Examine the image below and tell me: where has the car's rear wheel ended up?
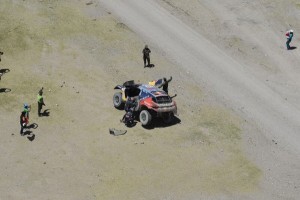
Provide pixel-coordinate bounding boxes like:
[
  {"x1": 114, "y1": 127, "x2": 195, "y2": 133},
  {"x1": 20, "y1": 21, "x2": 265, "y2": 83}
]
[
  {"x1": 140, "y1": 110, "x2": 152, "y2": 126},
  {"x1": 162, "y1": 112, "x2": 174, "y2": 124},
  {"x1": 113, "y1": 92, "x2": 124, "y2": 109}
]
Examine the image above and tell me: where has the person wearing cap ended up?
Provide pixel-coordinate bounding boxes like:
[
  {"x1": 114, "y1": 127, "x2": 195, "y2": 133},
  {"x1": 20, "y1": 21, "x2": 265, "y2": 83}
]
[
  {"x1": 286, "y1": 29, "x2": 294, "y2": 50},
  {"x1": 37, "y1": 87, "x2": 46, "y2": 117},
  {"x1": 142, "y1": 45, "x2": 151, "y2": 67}
]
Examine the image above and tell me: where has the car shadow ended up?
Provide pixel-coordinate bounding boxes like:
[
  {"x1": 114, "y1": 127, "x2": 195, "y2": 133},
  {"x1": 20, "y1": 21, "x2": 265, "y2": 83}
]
[{"x1": 142, "y1": 116, "x2": 181, "y2": 130}]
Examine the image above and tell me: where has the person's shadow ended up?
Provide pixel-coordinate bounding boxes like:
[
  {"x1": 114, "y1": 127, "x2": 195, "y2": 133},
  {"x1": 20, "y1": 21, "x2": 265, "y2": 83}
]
[
  {"x1": 41, "y1": 109, "x2": 50, "y2": 117},
  {"x1": 0, "y1": 69, "x2": 11, "y2": 93},
  {"x1": 23, "y1": 123, "x2": 38, "y2": 141},
  {"x1": 289, "y1": 46, "x2": 297, "y2": 50},
  {"x1": 28, "y1": 123, "x2": 38, "y2": 129},
  {"x1": 22, "y1": 130, "x2": 35, "y2": 141},
  {"x1": 145, "y1": 64, "x2": 155, "y2": 68}
]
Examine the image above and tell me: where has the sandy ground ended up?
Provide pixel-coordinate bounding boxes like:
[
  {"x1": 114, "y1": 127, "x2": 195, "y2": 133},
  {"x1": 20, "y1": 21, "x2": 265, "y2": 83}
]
[{"x1": 0, "y1": 0, "x2": 299, "y2": 199}]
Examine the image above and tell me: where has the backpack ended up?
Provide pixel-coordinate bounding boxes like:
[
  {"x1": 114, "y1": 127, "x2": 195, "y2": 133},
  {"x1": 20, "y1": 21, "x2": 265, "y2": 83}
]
[{"x1": 286, "y1": 31, "x2": 289, "y2": 36}]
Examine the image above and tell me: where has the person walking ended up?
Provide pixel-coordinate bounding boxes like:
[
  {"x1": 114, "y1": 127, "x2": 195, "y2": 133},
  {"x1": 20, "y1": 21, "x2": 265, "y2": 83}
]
[
  {"x1": 142, "y1": 45, "x2": 151, "y2": 67},
  {"x1": 286, "y1": 29, "x2": 294, "y2": 50},
  {"x1": 159, "y1": 76, "x2": 172, "y2": 94},
  {"x1": 37, "y1": 87, "x2": 45, "y2": 117}
]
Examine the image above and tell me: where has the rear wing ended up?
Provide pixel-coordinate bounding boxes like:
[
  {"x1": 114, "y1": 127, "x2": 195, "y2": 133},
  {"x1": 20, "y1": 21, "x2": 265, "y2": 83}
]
[{"x1": 114, "y1": 85, "x2": 123, "y2": 90}]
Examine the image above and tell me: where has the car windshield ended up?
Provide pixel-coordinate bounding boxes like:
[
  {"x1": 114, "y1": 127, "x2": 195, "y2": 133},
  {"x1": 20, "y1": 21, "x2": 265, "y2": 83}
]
[{"x1": 150, "y1": 91, "x2": 165, "y2": 96}]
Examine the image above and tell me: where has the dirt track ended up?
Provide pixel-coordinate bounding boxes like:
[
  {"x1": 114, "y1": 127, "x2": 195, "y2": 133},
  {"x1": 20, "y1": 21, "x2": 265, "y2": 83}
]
[
  {"x1": 0, "y1": 0, "x2": 300, "y2": 199},
  {"x1": 101, "y1": 0, "x2": 300, "y2": 153}
]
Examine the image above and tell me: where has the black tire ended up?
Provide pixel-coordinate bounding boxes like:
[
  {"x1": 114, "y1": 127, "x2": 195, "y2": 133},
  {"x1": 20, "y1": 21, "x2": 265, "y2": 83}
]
[
  {"x1": 113, "y1": 92, "x2": 124, "y2": 109},
  {"x1": 139, "y1": 110, "x2": 152, "y2": 126},
  {"x1": 162, "y1": 112, "x2": 174, "y2": 124}
]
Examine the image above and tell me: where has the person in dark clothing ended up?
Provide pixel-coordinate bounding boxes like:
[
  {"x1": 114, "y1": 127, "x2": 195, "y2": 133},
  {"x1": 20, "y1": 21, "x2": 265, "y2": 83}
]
[
  {"x1": 121, "y1": 97, "x2": 137, "y2": 123},
  {"x1": 20, "y1": 111, "x2": 27, "y2": 135},
  {"x1": 142, "y1": 45, "x2": 151, "y2": 67},
  {"x1": 37, "y1": 88, "x2": 46, "y2": 116},
  {"x1": 159, "y1": 76, "x2": 172, "y2": 94},
  {"x1": 0, "y1": 51, "x2": 3, "y2": 62},
  {"x1": 0, "y1": 52, "x2": 3, "y2": 79},
  {"x1": 124, "y1": 97, "x2": 137, "y2": 112},
  {"x1": 286, "y1": 30, "x2": 294, "y2": 50}
]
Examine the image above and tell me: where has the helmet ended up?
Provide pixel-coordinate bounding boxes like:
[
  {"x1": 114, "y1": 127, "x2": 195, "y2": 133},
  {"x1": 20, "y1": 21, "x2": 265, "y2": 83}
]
[
  {"x1": 290, "y1": 29, "x2": 294, "y2": 33},
  {"x1": 24, "y1": 103, "x2": 28, "y2": 109}
]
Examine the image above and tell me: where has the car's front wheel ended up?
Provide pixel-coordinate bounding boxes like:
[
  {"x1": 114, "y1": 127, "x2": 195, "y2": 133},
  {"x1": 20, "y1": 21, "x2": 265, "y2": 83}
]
[
  {"x1": 113, "y1": 92, "x2": 124, "y2": 109},
  {"x1": 139, "y1": 110, "x2": 152, "y2": 126}
]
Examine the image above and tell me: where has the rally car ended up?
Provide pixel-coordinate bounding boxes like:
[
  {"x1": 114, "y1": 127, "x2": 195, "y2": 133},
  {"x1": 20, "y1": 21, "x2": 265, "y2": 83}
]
[{"x1": 113, "y1": 80, "x2": 177, "y2": 126}]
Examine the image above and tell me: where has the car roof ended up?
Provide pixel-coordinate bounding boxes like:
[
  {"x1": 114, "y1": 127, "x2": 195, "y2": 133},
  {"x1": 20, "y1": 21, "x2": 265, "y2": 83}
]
[{"x1": 139, "y1": 84, "x2": 168, "y2": 97}]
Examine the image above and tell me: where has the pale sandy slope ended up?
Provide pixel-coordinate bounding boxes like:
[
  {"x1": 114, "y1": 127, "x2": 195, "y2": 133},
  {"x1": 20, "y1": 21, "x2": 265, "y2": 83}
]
[{"x1": 100, "y1": 0, "x2": 300, "y2": 198}]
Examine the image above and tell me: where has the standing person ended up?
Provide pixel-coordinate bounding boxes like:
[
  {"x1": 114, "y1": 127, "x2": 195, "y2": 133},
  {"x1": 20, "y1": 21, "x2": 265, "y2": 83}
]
[
  {"x1": 286, "y1": 29, "x2": 294, "y2": 50},
  {"x1": 20, "y1": 104, "x2": 30, "y2": 135},
  {"x1": 142, "y1": 45, "x2": 151, "y2": 67},
  {"x1": 0, "y1": 51, "x2": 3, "y2": 79},
  {"x1": 20, "y1": 111, "x2": 27, "y2": 135},
  {"x1": 37, "y1": 87, "x2": 45, "y2": 117},
  {"x1": 159, "y1": 76, "x2": 172, "y2": 94}
]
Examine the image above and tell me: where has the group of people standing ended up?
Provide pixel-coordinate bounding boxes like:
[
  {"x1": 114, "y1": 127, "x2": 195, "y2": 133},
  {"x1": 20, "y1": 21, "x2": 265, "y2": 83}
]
[{"x1": 20, "y1": 88, "x2": 46, "y2": 135}]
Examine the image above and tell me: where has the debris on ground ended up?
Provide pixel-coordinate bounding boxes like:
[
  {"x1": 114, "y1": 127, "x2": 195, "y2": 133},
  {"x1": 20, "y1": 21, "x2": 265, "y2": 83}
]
[{"x1": 109, "y1": 128, "x2": 127, "y2": 136}]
